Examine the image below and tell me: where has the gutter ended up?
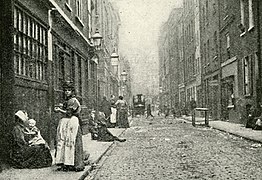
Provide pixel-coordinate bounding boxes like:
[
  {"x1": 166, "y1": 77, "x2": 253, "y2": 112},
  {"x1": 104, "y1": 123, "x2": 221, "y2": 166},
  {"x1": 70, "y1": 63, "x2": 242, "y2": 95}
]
[{"x1": 49, "y1": 0, "x2": 93, "y2": 47}]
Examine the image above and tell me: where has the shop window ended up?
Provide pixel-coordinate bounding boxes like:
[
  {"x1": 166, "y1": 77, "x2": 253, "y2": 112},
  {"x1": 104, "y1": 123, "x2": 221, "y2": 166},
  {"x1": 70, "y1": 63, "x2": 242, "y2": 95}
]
[{"x1": 13, "y1": 5, "x2": 47, "y2": 81}]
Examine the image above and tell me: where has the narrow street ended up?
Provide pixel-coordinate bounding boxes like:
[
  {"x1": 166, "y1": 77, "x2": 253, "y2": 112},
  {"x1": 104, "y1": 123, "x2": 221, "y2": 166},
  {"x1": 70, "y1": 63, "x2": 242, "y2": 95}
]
[{"x1": 87, "y1": 116, "x2": 262, "y2": 180}]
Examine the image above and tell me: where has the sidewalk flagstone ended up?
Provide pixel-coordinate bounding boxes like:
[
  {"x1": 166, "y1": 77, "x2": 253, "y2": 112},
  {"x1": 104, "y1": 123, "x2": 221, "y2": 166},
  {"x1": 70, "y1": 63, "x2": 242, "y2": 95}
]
[
  {"x1": 0, "y1": 128, "x2": 126, "y2": 180},
  {"x1": 181, "y1": 115, "x2": 262, "y2": 143}
]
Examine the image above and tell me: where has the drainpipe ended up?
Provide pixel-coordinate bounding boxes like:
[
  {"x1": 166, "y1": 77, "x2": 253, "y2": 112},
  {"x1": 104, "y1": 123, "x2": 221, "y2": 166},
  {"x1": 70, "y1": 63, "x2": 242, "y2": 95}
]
[
  {"x1": 47, "y1": 8, "x2": 56, "y2": 146},
  {"x1": 48, "y1": 8, "x2": 56, "y2": 62}
]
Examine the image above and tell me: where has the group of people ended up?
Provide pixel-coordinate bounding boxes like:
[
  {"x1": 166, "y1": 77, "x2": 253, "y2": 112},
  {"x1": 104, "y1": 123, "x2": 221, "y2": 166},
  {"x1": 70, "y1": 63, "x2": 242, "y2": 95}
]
[
  {"x1": 98, "y1": 95, "x2": 130, "y2": 129},
  {"x1": 9, "y1": 81, "x2": 129, "y2": 172}
]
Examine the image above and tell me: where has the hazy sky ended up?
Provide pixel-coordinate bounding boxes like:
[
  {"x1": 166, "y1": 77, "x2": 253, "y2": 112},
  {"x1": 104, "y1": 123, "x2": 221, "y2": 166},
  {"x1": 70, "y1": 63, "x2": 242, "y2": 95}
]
[{"x1": 110, "y1": 0, "x2": 183, "y2": 95}]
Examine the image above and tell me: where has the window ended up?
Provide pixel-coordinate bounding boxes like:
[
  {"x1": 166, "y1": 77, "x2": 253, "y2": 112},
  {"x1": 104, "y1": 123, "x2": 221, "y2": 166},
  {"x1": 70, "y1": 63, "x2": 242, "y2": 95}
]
[
  {"x1": 213, "y1": 2, "x2": 216, "y2": 14},
  {"x1": 226, "y1": 33, "x2": 230, "y2": 59},
  {"x1": 240, "y1": 0, "x2": 245, "y2": 26},
  {"x1": 243, "y1": 56, "x2": 252, "y2": 95},
  {"x1": 13, "y1": 6, "x2": 47, "y2": 81},
  {"x1": 65, "y1": 0, "x2": 72, "y2": 11},
  {"x1": 213, "y1": 31, "x2": 218, "y2": 56},
  {"x1": 76, "y1": 0, "x2": 83, "y2": 20},
  {"x1": 206, "y1": 0, "x2": 209, "y2": 24},
  {"x1": 207, "y1": 39, "x2": 210, "y2": 64},
  {"x1": 248, "y1": 0, "x2": 254, "y2": 29},
  {"x1": 77, "y1": 54, "x2": 82, "y2": 95}
]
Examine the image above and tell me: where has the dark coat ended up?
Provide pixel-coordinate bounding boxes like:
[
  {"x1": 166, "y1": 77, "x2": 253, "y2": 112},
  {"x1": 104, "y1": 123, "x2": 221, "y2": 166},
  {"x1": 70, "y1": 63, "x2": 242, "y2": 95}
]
[{"x1": 99, "y1": 99, "x2": 112, "y2": 117}]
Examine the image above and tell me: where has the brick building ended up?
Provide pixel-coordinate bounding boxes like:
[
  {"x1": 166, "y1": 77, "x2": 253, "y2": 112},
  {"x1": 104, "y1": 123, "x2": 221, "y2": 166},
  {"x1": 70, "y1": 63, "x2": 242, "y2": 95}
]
[
  {"x1": 159, "y1": 0, "x2": 262, "y2": 124},
  {"x1": 200, "y1": 0, "x2": 220, "y2": 119},
  {"x1": 0, "y1": 0, "x2": 101, "y2": 162}
]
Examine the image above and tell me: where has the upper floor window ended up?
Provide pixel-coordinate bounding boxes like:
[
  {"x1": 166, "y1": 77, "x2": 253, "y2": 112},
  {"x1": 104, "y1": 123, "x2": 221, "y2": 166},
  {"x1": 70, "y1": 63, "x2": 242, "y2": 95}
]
[
  {"x1": 240, "y1": 0, "x2": 245, "y2": 26},
  {"x1": 226, "y1": 33, "x2": 231, "y2": 59},
  {"x1": 213, "y1": 31, "x2": 218, "y2": 55},
  {"x1": 240, "y1": 0, "x2": 254, "y2": 34},
  {"x1": 248, "y1": 0, "x2": 254, "y2": 30},
  {"x1": 13, "y1": 5, "x2": 47, "y2": 81},
  {"x1": 65, "y1": 0, "x2": 72, "y2": 11},
  {"x1": 76, "y1": 0, "x2": 83, "y2": 20}
]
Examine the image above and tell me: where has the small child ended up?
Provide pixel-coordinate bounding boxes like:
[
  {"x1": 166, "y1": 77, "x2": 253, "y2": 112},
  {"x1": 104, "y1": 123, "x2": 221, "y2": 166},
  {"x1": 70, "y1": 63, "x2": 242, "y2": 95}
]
[{"x1": 27, "y1": 119, "x2": 48, "y2": 147}]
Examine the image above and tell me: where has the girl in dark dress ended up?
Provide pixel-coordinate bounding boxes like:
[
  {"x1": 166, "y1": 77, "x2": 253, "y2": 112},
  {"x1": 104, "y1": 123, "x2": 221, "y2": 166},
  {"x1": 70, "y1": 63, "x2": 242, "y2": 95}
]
[{"x1": 54, "y1": 81, "x2": 84, "y2": 172}]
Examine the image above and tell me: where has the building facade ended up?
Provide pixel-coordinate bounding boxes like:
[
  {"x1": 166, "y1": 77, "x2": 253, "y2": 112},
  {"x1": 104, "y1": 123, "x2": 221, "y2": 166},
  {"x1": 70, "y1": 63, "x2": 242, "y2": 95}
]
[
  {"x1": 0, "y1": 0, "x2": 122, "y2": 162},
  {"x1": 200, "y1": 0, "x2": 220, "y2": 119},
  {"x1": 94, "y1": 0, "x2": 121, "y2": 102},
  {"x1": 159, "y1": 0, "x2": 262, "y2": 124}
]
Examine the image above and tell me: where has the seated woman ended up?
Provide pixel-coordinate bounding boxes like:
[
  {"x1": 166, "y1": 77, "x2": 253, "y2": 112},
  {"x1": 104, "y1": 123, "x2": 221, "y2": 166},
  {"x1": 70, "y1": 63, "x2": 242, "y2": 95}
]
[
  {"x1": 89, "y1": 110, "x2": 126, "y2": 142},
  {"x1": 10, "y1": 110, "x2": 52, "y2": 169}
]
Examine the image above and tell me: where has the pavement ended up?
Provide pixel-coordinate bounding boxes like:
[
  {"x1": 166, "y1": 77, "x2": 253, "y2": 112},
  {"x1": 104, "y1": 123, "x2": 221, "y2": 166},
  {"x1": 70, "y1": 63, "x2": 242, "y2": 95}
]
[
  {"x1": 2, "y1": 116, "x2": 262, "y2": 179},
  {"x1": 181, "y1": 115, "x2": 262, "y2": 143},
  {"x1": 0, "y1": 128, "x2": 127, "y2": 180}
]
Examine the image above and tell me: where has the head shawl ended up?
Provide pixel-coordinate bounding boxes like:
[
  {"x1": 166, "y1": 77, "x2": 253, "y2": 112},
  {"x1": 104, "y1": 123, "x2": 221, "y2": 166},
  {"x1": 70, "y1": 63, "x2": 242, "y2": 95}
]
[{"x1": 15, "y1": 110, "x2": 28, "y2": 122}]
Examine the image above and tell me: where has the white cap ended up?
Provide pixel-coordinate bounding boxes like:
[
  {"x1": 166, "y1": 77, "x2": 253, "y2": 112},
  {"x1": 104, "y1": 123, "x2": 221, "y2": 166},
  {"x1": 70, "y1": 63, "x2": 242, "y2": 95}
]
[{"x1": 15, "y1": 110, "x2": 29, "y2": 122}]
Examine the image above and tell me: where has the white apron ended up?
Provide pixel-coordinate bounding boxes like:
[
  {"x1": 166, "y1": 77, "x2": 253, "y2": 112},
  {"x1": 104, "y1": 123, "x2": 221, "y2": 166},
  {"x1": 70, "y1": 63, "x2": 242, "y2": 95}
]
[
  {"x1": 55, "y1": 116, "x2": 79, "y2": 165},
  {"x1": 110, "y1": 107, "x2": 117, "y2": 123}
]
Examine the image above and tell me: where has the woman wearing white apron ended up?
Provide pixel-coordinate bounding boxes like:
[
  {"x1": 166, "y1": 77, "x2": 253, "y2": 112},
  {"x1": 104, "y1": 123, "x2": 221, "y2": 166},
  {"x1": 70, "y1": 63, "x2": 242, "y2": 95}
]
[{"x1": 110, "y1": 95, "x2": 117, "y2": 128}]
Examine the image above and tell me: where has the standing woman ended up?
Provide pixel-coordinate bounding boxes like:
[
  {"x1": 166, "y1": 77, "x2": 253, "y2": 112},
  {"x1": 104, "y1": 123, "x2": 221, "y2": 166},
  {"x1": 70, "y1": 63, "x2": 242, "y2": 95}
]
[
  {"x1": 54, "y1": 81, "x2": 84, "y2": 172},
  {"x1": 115, "y1": 96, "x2": 129, "y2": 128},
  {"x1": 110, "y1": 95, "x2": 117, "y2": 128}
]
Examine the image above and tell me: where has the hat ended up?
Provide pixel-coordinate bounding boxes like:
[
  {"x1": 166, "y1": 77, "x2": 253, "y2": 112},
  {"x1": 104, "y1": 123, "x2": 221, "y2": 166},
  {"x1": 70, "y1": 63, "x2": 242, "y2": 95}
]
[
  {"x1": 63, "y1": 81, "x2": 74, "y2": 89},
  {"x1": 15, "y1": 110, "x2": 28, "y2": 122}
]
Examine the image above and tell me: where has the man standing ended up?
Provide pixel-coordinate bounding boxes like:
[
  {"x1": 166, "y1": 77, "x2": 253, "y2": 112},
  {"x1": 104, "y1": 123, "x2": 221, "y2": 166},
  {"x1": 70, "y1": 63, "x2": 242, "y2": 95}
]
[
  {"x1": 146, "y1": 104, "x2": 154, "y2": 119},
  {"x1": 190, "y1": 98, "x2": 197, "y2": 118}
]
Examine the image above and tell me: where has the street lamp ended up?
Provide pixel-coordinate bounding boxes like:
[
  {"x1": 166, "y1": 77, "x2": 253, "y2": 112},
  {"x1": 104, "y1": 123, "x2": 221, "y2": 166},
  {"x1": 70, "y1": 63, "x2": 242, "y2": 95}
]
[
  {"x1": 91, "y1": 29, "x2": 102, "y2": 50},
  {"x1": 110, "y1": 50, "x2": 119, "y2": 66},
  {"x1": 111, "y1": 50, "x2": 119, "y2": 76},
  {"x1": 159, "y1": 86, "x2": 163, "y2": 93},
  {"x1": 120, "y1": 70, "x2": 128, "y2": 82},
  {"x1": 120, "y1": 70, "x2": 128, "y2": 96}
]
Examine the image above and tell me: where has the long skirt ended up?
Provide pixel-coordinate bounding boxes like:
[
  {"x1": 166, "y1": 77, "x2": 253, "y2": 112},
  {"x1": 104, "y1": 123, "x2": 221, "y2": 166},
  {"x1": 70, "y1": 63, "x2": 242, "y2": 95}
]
[
  {"x1": 10, "y1": 144, "x2": 52, "y2": 169},
  {"x1": 55, "y1": 116, "x2": 84, "y2": 168},
  {"x1": 117, "y1": 110, "x2": 129, "y2": 128},
  {"x1": 97, "y1": 125, "x2": 117, "y2": 142}
]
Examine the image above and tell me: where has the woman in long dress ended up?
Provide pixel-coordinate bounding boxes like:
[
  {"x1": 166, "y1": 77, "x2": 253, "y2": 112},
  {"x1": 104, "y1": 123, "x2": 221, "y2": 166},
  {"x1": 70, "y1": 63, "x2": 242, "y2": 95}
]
[
  {"x1": 89, "y1": 110, "x2": 126, "y2": 142},
  {"x1": 115, "y1": 96, "x2": 129, "y2": 128},
  {"x1": 54, "y1": 81, "x2": 84, "y2": 172},
  {"x1": 10, "y1": 110, "x2": 52, "y2": 169},
  {"x1": 110, "y1": 95, "x2": 117, "y2": 127}
]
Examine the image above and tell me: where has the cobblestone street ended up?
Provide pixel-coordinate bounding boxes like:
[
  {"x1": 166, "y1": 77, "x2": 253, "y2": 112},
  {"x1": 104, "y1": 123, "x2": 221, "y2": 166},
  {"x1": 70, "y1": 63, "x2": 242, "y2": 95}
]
[{"x1": 87, "y1": 116, "x2": 262, "y2": 180}]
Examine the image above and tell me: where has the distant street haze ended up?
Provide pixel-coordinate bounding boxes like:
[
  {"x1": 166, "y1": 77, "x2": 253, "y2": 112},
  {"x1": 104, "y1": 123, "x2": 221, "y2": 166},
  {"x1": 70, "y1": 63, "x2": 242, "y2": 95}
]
[{"x1": 110, "y1": 0, "x2": 183, "y2": 95}]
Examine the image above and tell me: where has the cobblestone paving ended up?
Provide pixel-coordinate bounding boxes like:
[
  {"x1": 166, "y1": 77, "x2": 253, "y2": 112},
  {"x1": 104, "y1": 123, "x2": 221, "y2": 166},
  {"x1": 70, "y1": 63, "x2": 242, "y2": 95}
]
[{"x1": 87, "y1": 116, "x2": 262, "y2": 180}]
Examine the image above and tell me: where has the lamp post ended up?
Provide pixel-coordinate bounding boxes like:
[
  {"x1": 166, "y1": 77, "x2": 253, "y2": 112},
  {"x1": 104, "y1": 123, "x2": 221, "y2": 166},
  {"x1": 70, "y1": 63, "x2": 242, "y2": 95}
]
[
  {"x1": 120, "y1": 70, "x2": 128, "y2": 96},
  {"x1": 110, "y1": 50, "x2": 119, "y2": 66},
  {"x1": 91, "y1": 29, "x2": 102, "y2": 110},
  {"x1": 91, "y1": 29, "x2": 103, "y2": 50},
  {"x1": 110, "y1": 50, "x2": 119, "y2": 96},
  {"x1": 159, "y1": 86, "x2": 163, "y2": 112}
]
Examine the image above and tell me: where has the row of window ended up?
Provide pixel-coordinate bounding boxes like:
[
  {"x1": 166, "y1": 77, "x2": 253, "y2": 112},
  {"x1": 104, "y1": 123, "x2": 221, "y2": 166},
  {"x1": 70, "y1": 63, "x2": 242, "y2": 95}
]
[
  {"x1": 14, "y1": 6, "x2": 47, "y2": 81},
  {"x1": 13, "y1": 5, "x2": 96, "y2": 96}
]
